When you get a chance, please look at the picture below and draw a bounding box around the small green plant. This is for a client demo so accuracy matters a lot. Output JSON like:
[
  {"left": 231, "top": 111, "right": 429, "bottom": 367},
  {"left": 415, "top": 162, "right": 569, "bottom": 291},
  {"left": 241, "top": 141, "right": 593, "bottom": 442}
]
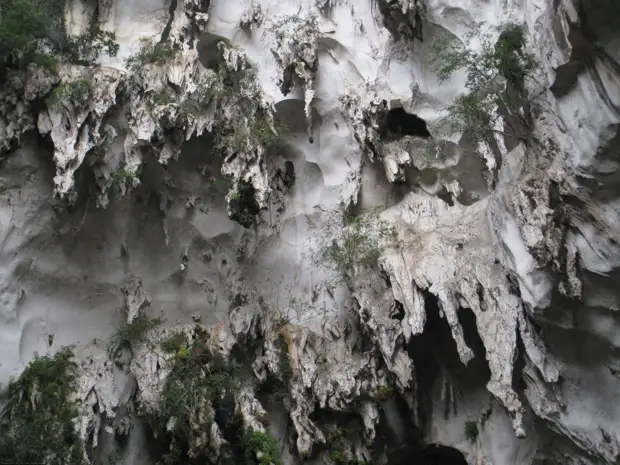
[
  {"left": 464, "top": 421, "right": 479, "bottom": 442},
  {"left": 0, "top": 0, "right": 118, "bottom": 71},
  {"left": 430, "top": 22, "right": 536, "bottom": 147},
  {"left": 160, "top": 331, "right": 189, "bottom": 354},
  {"left": 316, "top": 208, "right": 398, "bottom": 278},
  {"left": 215, "top": 118, "right": 287, "bottom": 154},
  {"left": 111, "top": 167, "right": 140, "bottom": 189},
  {"left": 375, "top": 386, "right": 394, "bottom": 401},
  {"left": 32, "top": 52, "right": 60, "bottom": 72},
  {"left": 0, "top": 0, "right": 65, "bottom": 68},
  {"left": 326, "top": 430, "right": 368, "bottom": 465},
  {"left": 126, "top": 38, "right": 179, "bottom": 72},
  {"left": 147, "top": 331, "right": 252, "bottom": 464},
  {"left": 63, "top": 22, "right": 119, "bottom": 65},
  {"left": 0, "top": 347, "right": 84, "bottom": 464},
  {"left": 46, "top": 77, "right": 94, "bottom": 108},
  {"left": 244, "top": 430, "right": 283, "bottom": 465},
  {"left": 113, "top": 313, "right": 162, "bottom": 347}
]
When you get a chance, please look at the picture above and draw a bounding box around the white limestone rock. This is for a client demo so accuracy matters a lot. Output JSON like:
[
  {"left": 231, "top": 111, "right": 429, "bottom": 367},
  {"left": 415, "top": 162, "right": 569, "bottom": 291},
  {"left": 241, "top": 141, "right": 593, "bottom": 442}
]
[{"left": 1, "top": 0, "right": 620, "bottom": 464}]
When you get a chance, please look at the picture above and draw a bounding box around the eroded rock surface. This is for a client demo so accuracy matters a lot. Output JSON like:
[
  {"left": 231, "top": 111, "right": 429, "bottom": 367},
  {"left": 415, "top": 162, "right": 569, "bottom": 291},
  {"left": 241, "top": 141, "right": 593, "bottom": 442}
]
[{"left": 1, "top": 0, "right": 619, "bottom": 464}]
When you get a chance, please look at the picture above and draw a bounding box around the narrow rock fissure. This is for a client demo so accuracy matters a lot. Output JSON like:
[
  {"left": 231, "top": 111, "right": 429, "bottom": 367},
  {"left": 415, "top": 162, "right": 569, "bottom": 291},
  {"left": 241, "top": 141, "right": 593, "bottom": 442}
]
[{"left": 160, "top": 0, "right": 178, "bottom": 43}]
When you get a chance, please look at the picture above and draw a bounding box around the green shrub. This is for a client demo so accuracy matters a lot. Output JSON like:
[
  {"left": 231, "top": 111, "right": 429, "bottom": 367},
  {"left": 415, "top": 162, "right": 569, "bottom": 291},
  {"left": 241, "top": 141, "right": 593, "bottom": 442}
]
[
  {"left": 63, "top": 23, "right": 119, "bottom": 65},
  {"left": 430, "top": 23, "right": 536, "bottom": 146},
  {"left": 244, "top": 430, "right": 283, "bottom": 465},
  {"left": 0, "top": 0, "right": 65, "bottom": 66},
  {"left": 0, "top": 0, "right": 118, "bottom": 70},
  {"left": 148, "top": 333, "right": 251, "bottom": 464},
  {"left": 111, "top": 167, "right": 141, "bottom": 189},
  {"left": 113, "top": 313, "right": 162, "bottom": 347},
  {"left": 160, "top": 331, "right": 189, "bottom": 354},
  {"left": 326, "top": 430, "right": 368, "bottom": 465},
  {"left": 375, "top": 386, "right": 394, "bottom": 401},
  {"left": 464, "top": 421, "right": 479, "bottom": 442},
  {"left": 0, "top": 347, "right": 84, "bottom": 464},
  {"left": 215, "top": 118, "right": 287, "bottom": 154},
  {"left": 316, "top": 209, "right": 398, "bottom": 278},
  {"left": 46, "top": 76, "right": 94, "bottom": 108},
  {"left": 126, "top": 39, "right": 179, "bottom": 72}
]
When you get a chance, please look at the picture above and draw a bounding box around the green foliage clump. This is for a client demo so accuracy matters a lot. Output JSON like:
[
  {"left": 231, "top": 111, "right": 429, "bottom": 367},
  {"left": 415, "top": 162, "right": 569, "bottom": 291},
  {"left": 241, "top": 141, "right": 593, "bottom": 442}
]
[
  {"left": 160, "top": 331, "right": 189, "bottom": 354},
  {"left": 464, "top": 421, "right": 479, "bottom": 442},
  {"left": 0, "top": 347, "right": 84, "bottom": 464},
  {"left": 113, "top": 313, "right": 162, "bottom": 347},
  {"left": 327, "top": 430, "right": 368, "bottom": 465},
  {"left": 63, "top": 23, "right": 119, "bottom": 65},
  {"left": 126, "top": 39, "right": 179, "bottom": 72},
  {"left": 316, "top": 209, "right": 398, "bottom": 278},
  {"left": 148, "top": 331, "right": 250, "bottom": 464},
  {"left": 46, "top": 77, "right": 94, "bottom": 108},
  {"left": 244, "top": 430, "right": 283, "bottom": 465},
  {"left": 215, "top": 118, "right": 287, "bottom": 154},
  {"left": 0, "top": 0, "right": 118, "bottom": 70},
  {"left": 0, "top": 0, "right": 65, "bottom": 68},
  {"left": 430, "top": 22, "right": 536, "bottom": 146},
  {"left": 374, "top": 386, "right": 394, "bottom": 401},
  {"left": 110, "top": 166, "right": 142, "bottom": 191}
]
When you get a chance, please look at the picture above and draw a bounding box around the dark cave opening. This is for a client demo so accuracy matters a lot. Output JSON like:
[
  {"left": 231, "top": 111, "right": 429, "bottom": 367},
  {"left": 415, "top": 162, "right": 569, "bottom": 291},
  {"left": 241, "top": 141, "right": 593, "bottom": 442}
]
[
  {"left": 380, "top": 107, "right": 431, "bottom": 139},
  {"left": 388, "top": 444, "right": 468, "bottom": 465},
  {"left": 406, "top": 291, "right": 491, "bottom": 446},
  {"left": 228, "top": 180, "right": 260, "bottom": 228}
]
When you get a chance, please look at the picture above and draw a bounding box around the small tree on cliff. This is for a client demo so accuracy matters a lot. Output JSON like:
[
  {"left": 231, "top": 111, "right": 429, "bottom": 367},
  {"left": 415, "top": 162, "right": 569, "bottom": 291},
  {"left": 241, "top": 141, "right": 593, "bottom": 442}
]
[
  {"left": 430, "top": 22, "right": 537, "bottom": 147},
  {"left": 0, "top": 0, "right": 118, "bottom": 71}
]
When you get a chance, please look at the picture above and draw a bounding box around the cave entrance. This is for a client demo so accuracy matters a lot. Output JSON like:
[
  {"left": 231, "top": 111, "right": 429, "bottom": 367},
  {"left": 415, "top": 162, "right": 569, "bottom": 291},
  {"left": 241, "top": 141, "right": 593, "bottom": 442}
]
[
  {"left": 381, "top": 105, "right": 431, "bottom": 139},
  {"left": 389, "top": 444, "right": 468, "bottom": 465},
  {"left": 418, "top": 444, "right": 468, "bottom": 465}
]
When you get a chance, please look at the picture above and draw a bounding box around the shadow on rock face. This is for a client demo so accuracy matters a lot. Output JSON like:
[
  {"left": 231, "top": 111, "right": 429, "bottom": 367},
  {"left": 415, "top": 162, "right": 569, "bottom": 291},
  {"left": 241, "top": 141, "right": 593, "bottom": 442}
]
[{"left": 388, "top": 444, "right": 468, "bottom": 465}]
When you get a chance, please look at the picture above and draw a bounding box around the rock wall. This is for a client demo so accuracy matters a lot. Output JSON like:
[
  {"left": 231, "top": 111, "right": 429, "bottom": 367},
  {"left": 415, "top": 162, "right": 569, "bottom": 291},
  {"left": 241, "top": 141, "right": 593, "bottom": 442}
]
[{"left": 0, "top": 0, "right": 619, "bottom": 464}]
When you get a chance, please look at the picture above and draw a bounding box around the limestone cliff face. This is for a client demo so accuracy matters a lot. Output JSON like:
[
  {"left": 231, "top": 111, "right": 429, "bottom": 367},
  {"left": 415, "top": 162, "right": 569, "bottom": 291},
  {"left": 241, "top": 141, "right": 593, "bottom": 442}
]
[{"left": 0, "top": 0, "right": 619, "bottom": 464}]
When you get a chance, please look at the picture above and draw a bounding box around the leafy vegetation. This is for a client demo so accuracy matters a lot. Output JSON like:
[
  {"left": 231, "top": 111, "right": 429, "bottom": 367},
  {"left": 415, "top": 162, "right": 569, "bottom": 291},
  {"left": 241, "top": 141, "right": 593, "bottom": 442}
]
[
  {"left": 147, "top": 328, "right": 251, "bottom": 464},
  {"left": 374, "top": 386, "right": 394, "bottom": 402},
  {"left": 160, "top": 331, "right": 189, "bottom": 354},
  {"left": 113, "top": 313, "right": 162, "bottom": 347},
  {"left": 430, "top": 23, "right": 536, "bottom": 147},
  {"left": 327, "top": 430, "right": 368, "bottom": 465},
  {"left": 464, "top": 421, "right": 479, "bottom": 442},
  {"left": 46, "top": 76, "right": 94, "bottom": 107},
  {"left": 215, "top": 117, "right": 287, "bottom": 154},
  {"left": 0, "top": 0, "right": 118, "bottom": 71},
  {"left": 316, "top": 208, "right": 398, "bottom": 278},
  {"left": 0, "top": 347, "right": 84, "bottom": 464},
  {"left": 126, "top": 38, "right": 179, "bottom": 72},
  {"left": 244, "top": 430, "right": 283, "bottom": 465},
  {"left": 63, "top": 23, "right": 119, "bottom": 65},
  {"left": 108, "top": 166, "right": 142, "bottom": 193},
  {"left": 0, "top": 0, "right": 65, "bottom": 68}
]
